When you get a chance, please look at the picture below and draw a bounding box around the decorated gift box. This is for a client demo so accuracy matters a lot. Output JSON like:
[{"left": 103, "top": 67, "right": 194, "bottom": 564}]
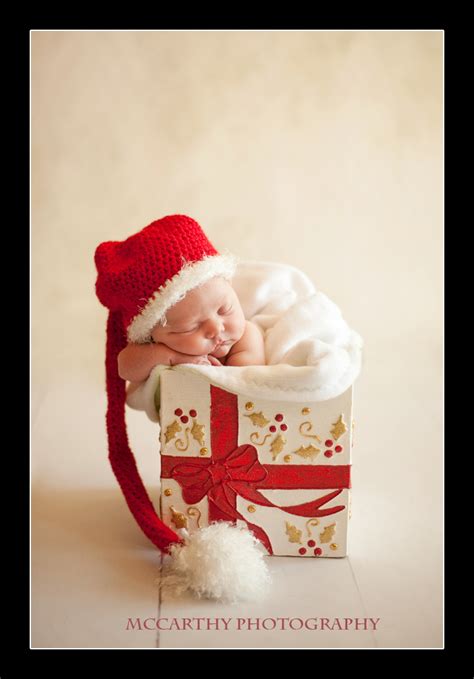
[{"left": 158, "top": 368, "right": 353, "bottom": 558}]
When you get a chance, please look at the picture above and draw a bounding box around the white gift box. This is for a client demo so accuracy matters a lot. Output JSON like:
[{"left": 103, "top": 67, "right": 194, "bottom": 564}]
[{"left": 158, "top": 367, "right": 354, "bottom": 558}]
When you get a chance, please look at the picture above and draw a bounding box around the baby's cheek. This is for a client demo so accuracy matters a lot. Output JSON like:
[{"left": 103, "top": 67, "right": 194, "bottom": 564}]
[
  {"left": 180, "top": 334, "right": 207, "bottom": 355},
  {"left": 183, "top": 336, "right": 200, "bottom": 353},
  {"left": 166, "top": 336, "right": 191, "bottom": 353},
  {"left": 170, "top": 336, "right": 189, "bottom": 352}
]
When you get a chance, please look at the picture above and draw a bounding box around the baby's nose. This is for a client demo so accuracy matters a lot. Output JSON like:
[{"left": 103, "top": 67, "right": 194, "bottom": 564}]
[{"left": 205, "top": 318, "right": 224, "bottom": 339}]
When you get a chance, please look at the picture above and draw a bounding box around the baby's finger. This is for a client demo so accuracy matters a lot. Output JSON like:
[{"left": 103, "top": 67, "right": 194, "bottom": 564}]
[{"left": 194, "top": 356, "right": 211, "bottom": 365}]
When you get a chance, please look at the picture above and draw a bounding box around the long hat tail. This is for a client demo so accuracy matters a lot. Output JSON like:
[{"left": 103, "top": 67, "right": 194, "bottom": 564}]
[{"left": 104, "top": 310, "right": 182, "bottom": 552}]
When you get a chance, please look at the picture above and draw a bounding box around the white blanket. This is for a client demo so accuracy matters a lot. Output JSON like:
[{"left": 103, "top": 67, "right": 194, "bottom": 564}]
[{"left": 126, "top": 259, "right": 364, "bottom": 422}]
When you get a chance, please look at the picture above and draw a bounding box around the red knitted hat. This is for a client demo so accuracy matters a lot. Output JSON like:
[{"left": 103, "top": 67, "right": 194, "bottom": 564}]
[
  {"left": 95, "top": 214, "right": 237, "bottom": 344},
  {"left": 94, "top": 215, "right": 237, "bottom": 554}
]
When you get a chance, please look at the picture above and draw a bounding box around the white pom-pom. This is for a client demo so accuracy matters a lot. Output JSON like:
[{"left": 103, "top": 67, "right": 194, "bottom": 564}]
[{"left": 160, "top": 522, "right": 272, "bottom": 602}]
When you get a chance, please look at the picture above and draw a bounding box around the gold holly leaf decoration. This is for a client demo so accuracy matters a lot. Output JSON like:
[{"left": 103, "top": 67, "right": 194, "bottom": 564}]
[
  {"left": 244, "top": 411, "right": 270, "bottom": 427},
  {"left": 285, "top": 521, "right": 302, "bottom": 544},
  {"left": 330, "top": 414, "right": 347, "bottom": 441},
  {"left": 169, "top": 506, "right": 188, "bottom": 529},
  {"left": 294, "top": 444, "right": 321, "bottom": 460},
  {"left": 190, "top": 421, "right": 205, "bottom": 446},
  {"left": 164, "top": 420, "right": 182, "bottom": 443},
  {"left": 320, "top": 523, "right": 336, "bottom": 543},
  {"left": 270, "top": 434, "right": 286, "bottom": 460}
]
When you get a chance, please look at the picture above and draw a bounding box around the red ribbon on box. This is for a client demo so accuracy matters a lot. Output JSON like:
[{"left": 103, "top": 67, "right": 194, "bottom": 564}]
[{"left": 161, "top": 386, "right": 351, "bottom": 554}]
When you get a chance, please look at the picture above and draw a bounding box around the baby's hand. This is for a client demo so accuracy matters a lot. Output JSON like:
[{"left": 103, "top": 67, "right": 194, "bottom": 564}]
[
  {"left": 171, "top": 351, "right": 213, "bottom": 366},
  {"left": 171, "top": 352, "right": 223, "bottom": 366}
]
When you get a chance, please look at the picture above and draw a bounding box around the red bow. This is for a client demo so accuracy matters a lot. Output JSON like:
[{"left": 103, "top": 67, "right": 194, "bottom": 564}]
[{"left": 171, "top": 443, "right": 267, "bottom": 505}]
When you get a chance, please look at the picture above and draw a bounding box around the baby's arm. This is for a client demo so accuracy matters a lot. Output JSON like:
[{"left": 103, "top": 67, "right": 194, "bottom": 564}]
[
  {"left": 118, "top": 342, "right": 213, "bottom": 383},
  {"left": 118, "top": 342, "right": 176, "bottom": 382},
  {"left": 225, "top": 321, "right": 266, "bottom": 367}
]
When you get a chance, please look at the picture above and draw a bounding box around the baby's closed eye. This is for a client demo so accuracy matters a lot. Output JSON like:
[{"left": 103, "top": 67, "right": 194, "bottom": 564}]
[{"left": 171, "top": 325, "right": 200, "bottom": 334}]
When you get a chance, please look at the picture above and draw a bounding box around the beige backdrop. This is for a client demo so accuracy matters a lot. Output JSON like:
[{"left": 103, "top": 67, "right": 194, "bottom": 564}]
[{"left": 31, "top": 31, "right": 443, "bottom": 649}]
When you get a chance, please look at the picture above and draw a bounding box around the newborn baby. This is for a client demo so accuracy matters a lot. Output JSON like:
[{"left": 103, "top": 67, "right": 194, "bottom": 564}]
[{"left": 118, "top": 275, "right": 266, "bottom": 390}]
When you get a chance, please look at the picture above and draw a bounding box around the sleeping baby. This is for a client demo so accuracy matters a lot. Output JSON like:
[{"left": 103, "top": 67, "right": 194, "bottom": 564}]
[{"left": 117, "top": 260, "right": 266, "bottom": 394}]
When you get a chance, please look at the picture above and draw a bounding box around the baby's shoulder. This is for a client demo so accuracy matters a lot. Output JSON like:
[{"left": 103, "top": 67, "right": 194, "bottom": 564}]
[
  {"left": 243, "top": 319, "right": 263, "bottom": 337},
  {"left": 232, "top": 320, "right": 263, "bottom": 351}
]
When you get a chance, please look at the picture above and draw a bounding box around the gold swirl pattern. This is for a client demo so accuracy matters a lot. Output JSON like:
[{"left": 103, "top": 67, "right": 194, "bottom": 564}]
[
  {"left": 306, "top": 518, "right": 320, "bottom": 536},
  {"left": 299, "top": 421, "right": 322, "bottom": 442},
  {"left": 250, "top": 432, "right": 272, "bottom": 446},
  {"left": 175, "top": 428, "right": 190, "bottom": 451},
  {"left": 187, "top": 506, "right": 202, "bottom": 528}
]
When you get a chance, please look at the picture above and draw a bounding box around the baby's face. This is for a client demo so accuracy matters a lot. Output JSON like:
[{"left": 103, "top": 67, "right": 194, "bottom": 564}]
[{"left": 151, "top": 277, "right": 246, "bottom": 358}]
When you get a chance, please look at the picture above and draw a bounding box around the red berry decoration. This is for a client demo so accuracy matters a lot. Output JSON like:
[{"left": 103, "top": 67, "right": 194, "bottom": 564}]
[
  {"left": 324, "top": 450, "right": 333, "bottom": 458},
  {"left": 275, "top": 414, "right": 284, "bottom": 422},
  {"left": 189, "top": 409, "right": 197, "bottom": 417},
  {"left": 299, "top": 547, "right": 307, "bottom": 555},
  {"left": 307, "top": 540, "right": 316, "bottom": 548},
  {"left": 280, "top": 423, "right": 288, "bottom": 431},
  {"left": 314, "top": 548, "right": 322, "bottom": 556},
  {"left": 180, "top": 415, "right": 189, "bottom": 424},
  {"left": 325, "top": 439, "right": 333, "bottom": 447},
  {"left": 269, "top": 425, "right": 276, "bottom": 432},
  {"left": 335, "top": 445, "right": 343, "bottom": 453},
  {"left": 175, "top": 408, "right": 183, "bottom": 416}
]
